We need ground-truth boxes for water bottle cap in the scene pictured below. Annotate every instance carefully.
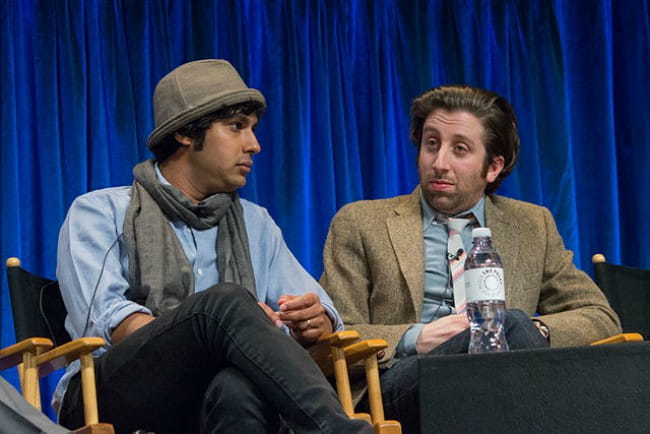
[472,227,491,238]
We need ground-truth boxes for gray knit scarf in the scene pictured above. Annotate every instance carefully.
[123,159,256,315]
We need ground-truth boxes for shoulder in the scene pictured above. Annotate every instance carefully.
[240,197,274,223]
[68,186,133,217]
[486,195,556,239]
[488,194,550,218]
[334,192,415,221]
[239,198,283,243]
[62,187,132,240]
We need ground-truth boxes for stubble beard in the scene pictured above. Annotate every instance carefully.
[422,186,464,217]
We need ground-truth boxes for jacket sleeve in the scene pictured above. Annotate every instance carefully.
[320,203,413,361]
[534,207,622,346]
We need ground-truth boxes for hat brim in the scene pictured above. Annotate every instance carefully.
[147,88,266,150]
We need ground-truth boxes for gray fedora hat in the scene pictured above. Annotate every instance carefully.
[147,59,266,150]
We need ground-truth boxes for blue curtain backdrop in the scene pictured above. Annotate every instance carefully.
[1,0,649,418]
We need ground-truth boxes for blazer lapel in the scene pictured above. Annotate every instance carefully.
[387,188,425,317]
[485,196,520,301]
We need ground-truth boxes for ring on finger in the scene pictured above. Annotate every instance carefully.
[307,318,312,328]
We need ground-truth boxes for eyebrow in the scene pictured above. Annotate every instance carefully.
[228,113,258,125]
[422,127,474,145]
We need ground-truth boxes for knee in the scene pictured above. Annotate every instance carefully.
[505,309,549,349]
[506,308,531,326]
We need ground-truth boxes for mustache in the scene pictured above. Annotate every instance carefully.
[428,176,455,183]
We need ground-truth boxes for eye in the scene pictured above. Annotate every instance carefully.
[453,143,469,154]
[424,138,439,150]
[229,121,244,130]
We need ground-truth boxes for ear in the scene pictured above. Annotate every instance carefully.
[174,132,193,148]
[485,155,505,183]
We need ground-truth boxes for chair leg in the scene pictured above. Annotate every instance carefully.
[79,353,99,425]
[21,354,41,410]
[365,356,401,434]
[331,346,355,416]
[331,345,373,424]
[365,356,384,423]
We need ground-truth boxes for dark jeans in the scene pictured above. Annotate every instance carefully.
[363,309,549,434]
[59,284,373,434]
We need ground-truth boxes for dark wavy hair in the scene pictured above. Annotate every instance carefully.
[152,101,264,162]
[409,85,519,195]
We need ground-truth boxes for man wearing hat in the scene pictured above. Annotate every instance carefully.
[54,60,373,434]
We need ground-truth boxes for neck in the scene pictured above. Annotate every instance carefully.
[158,158,208,204]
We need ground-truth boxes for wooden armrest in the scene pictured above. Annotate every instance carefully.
[591,333,644,346]
[73,423,115,434]
[340,339,388,367]
[0,338,53,370]
[37,337,105,377]
[322,330,362,346]
[0,338,54,408]
[310,334,387,378]
[309,331,361,373]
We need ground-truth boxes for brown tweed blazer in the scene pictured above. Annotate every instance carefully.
[320,187,621,364]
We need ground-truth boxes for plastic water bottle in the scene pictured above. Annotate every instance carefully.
[464,227,509,353]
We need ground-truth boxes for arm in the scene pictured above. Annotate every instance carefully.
[247,205,342,341]
[320,203,415,361]
[111,313,156,345]
[56,189,152,347]
[534,207,621,346]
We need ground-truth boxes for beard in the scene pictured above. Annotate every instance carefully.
[422,188,467,216]
[419,175,486,217]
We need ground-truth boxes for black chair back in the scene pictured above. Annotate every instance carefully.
[593,261,650,339]
[6,265,71,347]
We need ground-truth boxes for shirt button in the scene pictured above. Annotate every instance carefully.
[197,268,203,276]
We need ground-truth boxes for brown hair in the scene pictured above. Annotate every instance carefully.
[410,85,519,195]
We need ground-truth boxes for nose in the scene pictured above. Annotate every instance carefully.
[432,146,450,171]
[245,130,261,155]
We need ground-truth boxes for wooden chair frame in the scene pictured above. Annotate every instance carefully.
[4,257,114,433]
[6,257,400,433]
[310,331,401,433]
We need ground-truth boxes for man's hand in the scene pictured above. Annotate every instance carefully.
[276,293,333,345]
[416,313,469,354]
[258,302,284,328]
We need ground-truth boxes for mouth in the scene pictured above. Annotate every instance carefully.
[237,161,253,174]
[429,179,454,191]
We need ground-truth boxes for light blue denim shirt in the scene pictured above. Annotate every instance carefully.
[53,166,342,412]
[395,193,485,357]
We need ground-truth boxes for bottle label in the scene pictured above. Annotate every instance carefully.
[464,267,505,302]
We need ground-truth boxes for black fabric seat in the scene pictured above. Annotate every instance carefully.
[6,262,70,346]
[592,253,650,339]
[4,257,112,433]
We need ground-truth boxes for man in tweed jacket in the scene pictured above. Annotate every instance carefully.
[320,85,621,433]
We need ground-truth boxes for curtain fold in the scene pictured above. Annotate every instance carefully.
[2,0,649,418]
